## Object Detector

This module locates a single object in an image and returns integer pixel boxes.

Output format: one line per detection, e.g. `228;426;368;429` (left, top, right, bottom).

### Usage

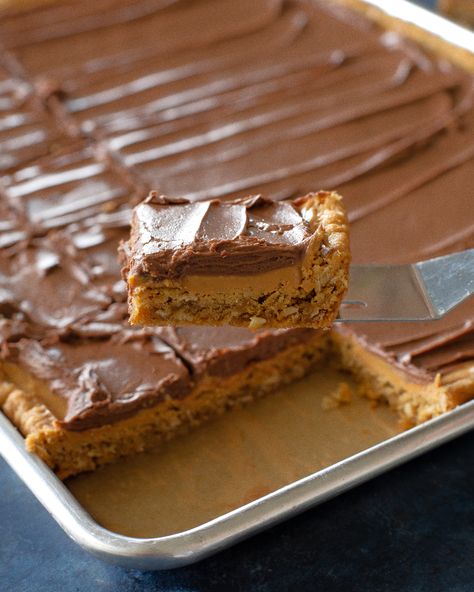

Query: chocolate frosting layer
12;334;190;430
0;53;70;174
0;142;139;237
128;193;315;278
0;237;111;333
156;326;318;377
0;0;473;429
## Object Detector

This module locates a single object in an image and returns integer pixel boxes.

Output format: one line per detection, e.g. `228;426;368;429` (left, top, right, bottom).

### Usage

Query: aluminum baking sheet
2;369;474;570
1;0;474;571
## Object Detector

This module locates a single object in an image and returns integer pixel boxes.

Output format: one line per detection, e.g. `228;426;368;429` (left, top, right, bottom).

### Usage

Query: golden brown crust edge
307;191;351;283
333;0;474;73
331;331;474;426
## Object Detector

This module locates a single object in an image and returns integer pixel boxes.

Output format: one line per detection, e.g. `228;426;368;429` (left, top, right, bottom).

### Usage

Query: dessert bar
0;323;327;478
124;191;350;329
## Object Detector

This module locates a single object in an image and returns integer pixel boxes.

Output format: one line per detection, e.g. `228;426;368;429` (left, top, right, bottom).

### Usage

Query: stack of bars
0;0;473;479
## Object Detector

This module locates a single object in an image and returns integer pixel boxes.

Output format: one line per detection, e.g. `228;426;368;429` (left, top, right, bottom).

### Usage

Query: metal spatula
338;248;474;322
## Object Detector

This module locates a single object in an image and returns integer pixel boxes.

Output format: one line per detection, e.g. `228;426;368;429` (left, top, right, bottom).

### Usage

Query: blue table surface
2;431;474;592
2;1;473;590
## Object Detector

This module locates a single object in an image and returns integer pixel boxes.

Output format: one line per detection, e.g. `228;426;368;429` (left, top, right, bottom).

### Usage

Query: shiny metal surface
0;0;473;571
340;249;474;321
360;0;474;55
1;401;474;570
416;249;474;318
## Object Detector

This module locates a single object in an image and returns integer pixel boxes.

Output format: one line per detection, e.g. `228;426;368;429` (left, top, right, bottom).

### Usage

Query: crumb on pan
321;382;353;410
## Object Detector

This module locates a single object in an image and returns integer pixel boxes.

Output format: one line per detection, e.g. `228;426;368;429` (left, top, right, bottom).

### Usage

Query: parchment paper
68;369;399;538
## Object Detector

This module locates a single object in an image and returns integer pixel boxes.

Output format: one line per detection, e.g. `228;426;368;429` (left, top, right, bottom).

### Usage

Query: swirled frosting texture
128;194;317;278
0;0;472;427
